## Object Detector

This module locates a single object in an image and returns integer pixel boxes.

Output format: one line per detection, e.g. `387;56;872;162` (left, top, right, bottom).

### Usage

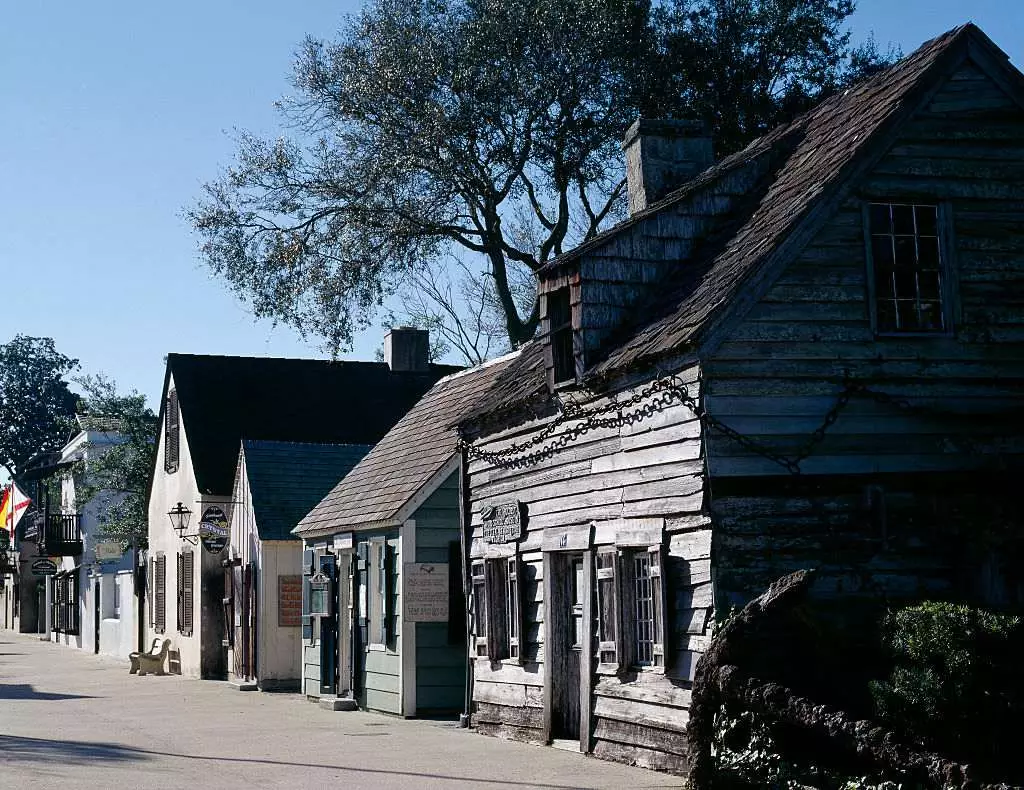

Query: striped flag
0;481;30;532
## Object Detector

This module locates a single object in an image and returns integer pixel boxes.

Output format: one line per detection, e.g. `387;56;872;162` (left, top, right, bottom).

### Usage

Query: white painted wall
147;373;209;678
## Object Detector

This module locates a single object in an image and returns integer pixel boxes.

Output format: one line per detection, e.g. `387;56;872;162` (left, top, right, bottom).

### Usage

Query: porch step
229;680;259;692
319;695;358;712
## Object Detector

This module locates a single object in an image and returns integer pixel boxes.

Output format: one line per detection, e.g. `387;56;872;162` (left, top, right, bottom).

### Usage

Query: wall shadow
0;683;97;701
0;735;148;766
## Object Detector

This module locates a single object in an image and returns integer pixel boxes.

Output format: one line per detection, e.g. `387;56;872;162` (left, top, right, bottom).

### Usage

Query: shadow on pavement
0;683;98;701
0;735;149;765
0;735;597;787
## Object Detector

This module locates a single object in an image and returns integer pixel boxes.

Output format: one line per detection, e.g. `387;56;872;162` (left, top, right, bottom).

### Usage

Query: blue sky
0;0;1020;409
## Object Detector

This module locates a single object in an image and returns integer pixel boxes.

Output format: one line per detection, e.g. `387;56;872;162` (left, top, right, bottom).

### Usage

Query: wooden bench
129;638;171;676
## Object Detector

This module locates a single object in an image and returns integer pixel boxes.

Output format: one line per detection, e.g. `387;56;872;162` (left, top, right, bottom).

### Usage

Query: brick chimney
622;118;713;215
384;327;429;373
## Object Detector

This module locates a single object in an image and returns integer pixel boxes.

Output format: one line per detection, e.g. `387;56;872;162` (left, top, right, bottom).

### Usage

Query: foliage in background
72;375;156;550
0;335;79;483
870;601;1023;777
189;0;895;359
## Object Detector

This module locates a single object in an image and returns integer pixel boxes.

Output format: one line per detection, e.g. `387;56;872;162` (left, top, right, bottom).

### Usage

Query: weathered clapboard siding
411;475;466;714
468;368;712;771
706;61;1024;479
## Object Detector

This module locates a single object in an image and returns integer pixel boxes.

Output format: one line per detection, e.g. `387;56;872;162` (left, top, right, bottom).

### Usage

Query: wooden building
145;335;457;679
226;439;370;690
293;355;517;716
455;24;1024;774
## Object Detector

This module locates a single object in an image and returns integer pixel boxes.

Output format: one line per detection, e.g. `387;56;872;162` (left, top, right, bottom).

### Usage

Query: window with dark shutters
155;554;166;634
181;549;194;637
176;552;184;634
595;545;669;673
164;389;179;474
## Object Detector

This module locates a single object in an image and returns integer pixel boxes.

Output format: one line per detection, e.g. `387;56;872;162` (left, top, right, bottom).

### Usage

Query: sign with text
31;558;58;576
403;563;449;622
278;574;302;627
199;506;229;554
481;501;525;544
94;541;124;562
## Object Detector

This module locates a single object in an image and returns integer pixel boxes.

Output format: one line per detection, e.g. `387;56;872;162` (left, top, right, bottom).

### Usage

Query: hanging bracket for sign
481;500;526;544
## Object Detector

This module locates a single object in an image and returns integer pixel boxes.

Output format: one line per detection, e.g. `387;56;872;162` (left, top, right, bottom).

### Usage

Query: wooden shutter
379;542;391;645
182;549;194;637
506;555;525;663
471;561;488;658
486;559;507;660
447;541;466;646
648;545;668;670
176;552;183;634
164;390;179;474
147;560;154;626
155;554;166;634
596;548;623;673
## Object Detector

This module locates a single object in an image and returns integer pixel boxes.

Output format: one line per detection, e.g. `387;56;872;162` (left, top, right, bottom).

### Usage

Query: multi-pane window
595;546;667;672
868;202;946;333
472;556;525;662
547;288;575;385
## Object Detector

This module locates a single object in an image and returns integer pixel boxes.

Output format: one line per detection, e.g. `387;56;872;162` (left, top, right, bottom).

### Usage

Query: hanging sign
94;540;124;562
31;558;58;576
403;563;449;622
309;572;331;616
198;506;229;554
481;501;525;544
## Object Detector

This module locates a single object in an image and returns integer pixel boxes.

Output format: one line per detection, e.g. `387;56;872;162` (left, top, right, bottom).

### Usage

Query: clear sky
1;0;1020;409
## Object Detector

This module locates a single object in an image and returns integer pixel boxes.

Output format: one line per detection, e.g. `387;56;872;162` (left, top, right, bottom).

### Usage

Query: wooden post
542;551;554;744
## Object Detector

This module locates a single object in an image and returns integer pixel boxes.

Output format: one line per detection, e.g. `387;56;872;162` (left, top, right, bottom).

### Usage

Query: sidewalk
0;632;681;789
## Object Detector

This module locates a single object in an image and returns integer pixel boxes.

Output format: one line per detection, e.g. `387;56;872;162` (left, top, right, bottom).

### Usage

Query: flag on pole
0;482;31;532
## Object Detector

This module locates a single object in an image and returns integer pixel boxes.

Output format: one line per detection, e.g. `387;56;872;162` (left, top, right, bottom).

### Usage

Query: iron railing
38;513;83;557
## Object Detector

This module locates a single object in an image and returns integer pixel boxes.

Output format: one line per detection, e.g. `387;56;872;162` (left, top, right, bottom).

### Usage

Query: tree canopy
0;335;79;482
190;0;894;360
73;375;156;548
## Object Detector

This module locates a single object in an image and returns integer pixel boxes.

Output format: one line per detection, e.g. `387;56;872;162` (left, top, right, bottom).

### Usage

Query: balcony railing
38;513;83;557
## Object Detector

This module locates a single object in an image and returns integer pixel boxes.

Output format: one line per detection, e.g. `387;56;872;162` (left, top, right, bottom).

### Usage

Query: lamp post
167;502;198;545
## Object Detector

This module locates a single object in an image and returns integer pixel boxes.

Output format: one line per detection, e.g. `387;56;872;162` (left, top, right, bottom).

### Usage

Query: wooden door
336;553;353;696
551;553;585;741
93;580;100;654
242;562;256;680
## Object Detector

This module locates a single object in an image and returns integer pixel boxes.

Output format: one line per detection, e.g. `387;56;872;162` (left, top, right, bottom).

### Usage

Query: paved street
0;633;679;789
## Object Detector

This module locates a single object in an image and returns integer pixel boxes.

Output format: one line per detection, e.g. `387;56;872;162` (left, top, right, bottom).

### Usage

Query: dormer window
866;202;950;334
548;287;575;385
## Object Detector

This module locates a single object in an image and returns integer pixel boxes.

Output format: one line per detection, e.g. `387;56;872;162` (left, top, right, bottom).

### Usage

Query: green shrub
870;601;1023;776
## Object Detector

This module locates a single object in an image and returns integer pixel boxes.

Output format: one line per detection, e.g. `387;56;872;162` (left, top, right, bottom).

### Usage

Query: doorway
547;552;588;744
93;580;101;654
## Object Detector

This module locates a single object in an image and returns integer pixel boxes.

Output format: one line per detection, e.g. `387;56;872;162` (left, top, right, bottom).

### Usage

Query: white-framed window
866;202;952;334
472;556;526;663
595;545;668;673
368;539;393;649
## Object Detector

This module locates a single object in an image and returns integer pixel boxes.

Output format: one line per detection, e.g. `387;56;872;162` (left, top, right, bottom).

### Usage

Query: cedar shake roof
240;440;371;541
462;24;1018;423
163;353;459;495
293;351;523;537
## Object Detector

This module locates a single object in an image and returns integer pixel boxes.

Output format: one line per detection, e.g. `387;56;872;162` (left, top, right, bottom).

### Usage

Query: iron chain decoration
457;369;997;473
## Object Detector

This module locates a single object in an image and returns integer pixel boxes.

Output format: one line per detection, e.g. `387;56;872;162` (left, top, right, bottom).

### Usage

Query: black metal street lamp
167;502;198;545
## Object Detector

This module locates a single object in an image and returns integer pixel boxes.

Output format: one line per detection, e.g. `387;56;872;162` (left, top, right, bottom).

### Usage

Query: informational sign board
481;501;525;543
198;506;229;554
403;563;449;622
31;558;58;576
94;540;124;562
278;574;302;627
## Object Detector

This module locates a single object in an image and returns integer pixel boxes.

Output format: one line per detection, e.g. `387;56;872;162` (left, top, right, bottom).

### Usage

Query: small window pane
915;204;938;236
870;203;892;233
920;302;944;331
877;300;897;332
634;553;655;667
894;235;915;264
917;237;940;269
892;204;915;235
871;235;894;269
893;267;917;299
919;271;942;301
896;300;919;331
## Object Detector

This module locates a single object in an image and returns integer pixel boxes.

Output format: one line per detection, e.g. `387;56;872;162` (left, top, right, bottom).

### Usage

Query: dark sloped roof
241;440;371;541
165;353;459;495
461;24;1011;423
294;351;522;537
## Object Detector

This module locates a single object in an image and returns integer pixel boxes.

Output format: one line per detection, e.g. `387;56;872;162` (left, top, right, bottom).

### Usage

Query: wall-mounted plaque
403;563;449;622
198;506;229;554
278;574;302;627
481;501;525;544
